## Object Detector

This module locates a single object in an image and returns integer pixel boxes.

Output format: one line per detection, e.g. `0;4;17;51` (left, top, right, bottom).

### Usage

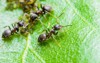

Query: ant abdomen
2;29;11;38
38;33;47;42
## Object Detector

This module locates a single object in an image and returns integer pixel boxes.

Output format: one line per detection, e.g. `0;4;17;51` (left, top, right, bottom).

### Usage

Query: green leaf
0;0;100;63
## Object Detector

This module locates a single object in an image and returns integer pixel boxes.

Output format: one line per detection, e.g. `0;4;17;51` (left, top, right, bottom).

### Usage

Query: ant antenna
62;25;72;27
47;7;66;24
51;35;61;47
57;7;66;18
36;18;47;29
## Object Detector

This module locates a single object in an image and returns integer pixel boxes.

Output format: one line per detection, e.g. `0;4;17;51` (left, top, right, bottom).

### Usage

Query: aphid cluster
6;0;36;12
19;0;37;12
2;0;71;44
3;0;52;39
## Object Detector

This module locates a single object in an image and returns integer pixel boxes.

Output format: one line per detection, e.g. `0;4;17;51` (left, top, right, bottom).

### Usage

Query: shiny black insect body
2;29;12;38
2;21;25;38
38;24;64;42
29;5;52;22
35;5;52;15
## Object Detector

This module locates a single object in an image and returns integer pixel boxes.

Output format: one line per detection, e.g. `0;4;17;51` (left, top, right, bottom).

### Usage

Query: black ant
29;4;52;22
35;4;52;15
2;21;25;38
38;24;71;43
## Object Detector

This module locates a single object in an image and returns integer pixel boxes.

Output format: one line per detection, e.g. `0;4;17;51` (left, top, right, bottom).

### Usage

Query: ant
35;4;52;15
38;24;72;43
29;4;52;22
38;7;69;43
2;21;25;38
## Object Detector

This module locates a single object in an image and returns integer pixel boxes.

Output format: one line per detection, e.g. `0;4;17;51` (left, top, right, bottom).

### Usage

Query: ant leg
47;12;59;24
43;15;47;21
11;24;15;28
34;3;40;10
36;18;50;33
40;3;46;14
36;19;47;30
24;13;30;19
41;28;50;36
36;19;44;26
54;31;58;35
51;35;61;47
4;26;11;30
45;28;50;34
47;7;66;24
40;3;43;9
8;26;11;30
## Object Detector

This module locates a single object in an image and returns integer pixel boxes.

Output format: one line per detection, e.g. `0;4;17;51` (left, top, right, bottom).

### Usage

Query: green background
0;0;100;63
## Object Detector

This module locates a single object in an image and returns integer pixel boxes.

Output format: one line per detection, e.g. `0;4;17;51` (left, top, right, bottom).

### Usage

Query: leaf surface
0;0;100;63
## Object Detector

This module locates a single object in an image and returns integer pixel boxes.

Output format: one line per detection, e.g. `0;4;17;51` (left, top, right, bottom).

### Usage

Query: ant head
53;24;62;30
38;33;47;42
42;5;52;12
30;12;38;20
53;24;72;30
2;29;11;38
17;21;24;27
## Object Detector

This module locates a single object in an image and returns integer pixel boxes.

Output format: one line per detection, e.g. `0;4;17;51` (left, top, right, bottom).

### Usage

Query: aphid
38;24;71;43
19;0;37;12
20;3;32;12
20;23;29;34
19;0;36;5
25;0;36;5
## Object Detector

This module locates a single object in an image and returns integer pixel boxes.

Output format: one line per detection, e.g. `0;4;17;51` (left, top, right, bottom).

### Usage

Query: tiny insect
2;21;25;38
19;0;37;12
25;0;36;5
38;24;71;43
